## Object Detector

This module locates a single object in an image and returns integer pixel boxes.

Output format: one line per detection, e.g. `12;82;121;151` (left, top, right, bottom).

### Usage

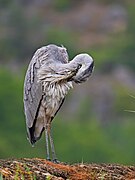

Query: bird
23;44;94;163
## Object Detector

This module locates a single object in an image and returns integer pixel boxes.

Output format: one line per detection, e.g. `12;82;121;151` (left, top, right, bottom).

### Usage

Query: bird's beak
84;61;94;76
89;61;94;74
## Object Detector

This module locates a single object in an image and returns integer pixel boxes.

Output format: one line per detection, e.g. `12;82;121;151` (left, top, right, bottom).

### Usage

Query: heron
23;44;94;162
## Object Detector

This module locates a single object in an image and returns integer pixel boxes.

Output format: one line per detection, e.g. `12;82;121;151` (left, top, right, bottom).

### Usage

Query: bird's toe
52;159;60;164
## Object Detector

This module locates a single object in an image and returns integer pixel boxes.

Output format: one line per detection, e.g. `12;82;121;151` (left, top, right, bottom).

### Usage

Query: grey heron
23;44;94;162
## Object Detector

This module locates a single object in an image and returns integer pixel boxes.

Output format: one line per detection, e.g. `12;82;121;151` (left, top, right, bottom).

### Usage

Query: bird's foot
46;158;67;165
52;158;60;164
46;158;51;161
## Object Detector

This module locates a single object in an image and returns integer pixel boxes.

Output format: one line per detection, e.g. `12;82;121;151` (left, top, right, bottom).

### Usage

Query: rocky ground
0;158;135;179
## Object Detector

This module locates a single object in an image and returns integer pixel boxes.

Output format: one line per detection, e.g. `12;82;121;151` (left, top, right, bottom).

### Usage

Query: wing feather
23;48;48;128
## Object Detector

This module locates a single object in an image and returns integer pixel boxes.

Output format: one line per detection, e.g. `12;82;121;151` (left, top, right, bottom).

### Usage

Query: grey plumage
23;44;94;162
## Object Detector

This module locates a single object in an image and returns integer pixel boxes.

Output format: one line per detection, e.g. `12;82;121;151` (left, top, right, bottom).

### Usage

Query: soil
0;158;135;179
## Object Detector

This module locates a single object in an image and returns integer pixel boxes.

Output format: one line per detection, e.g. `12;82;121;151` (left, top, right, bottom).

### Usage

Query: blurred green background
0;0;135;164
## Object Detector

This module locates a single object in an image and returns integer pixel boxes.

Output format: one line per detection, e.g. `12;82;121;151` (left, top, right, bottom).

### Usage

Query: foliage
46;28;77;59
0;0;135;70
53;0;71;11
0;69;135;164
14;163;35;180
89;1;135;72
0;1;135;165
53;118;135;164
0;174;3;180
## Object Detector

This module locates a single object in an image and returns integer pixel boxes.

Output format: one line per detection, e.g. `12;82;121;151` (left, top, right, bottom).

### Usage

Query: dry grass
0;158;135;179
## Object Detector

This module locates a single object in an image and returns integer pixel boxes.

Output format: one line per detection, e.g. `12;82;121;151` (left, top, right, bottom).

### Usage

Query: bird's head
72;53;94;83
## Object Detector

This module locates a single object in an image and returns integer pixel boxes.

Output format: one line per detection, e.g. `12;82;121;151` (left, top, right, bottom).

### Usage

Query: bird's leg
49;128;59;163
44;125;50;161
